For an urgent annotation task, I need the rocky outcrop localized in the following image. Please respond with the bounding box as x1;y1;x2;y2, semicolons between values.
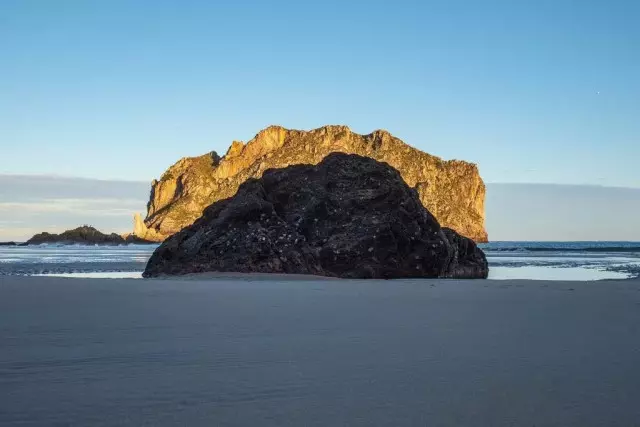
143;154;488;279
0;242;17;246
135;125;488;243
132;213;165;242
26;226;153;246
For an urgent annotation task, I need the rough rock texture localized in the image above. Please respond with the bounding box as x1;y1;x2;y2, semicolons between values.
131;213;165;242
136;125;488;243
143;154;488;279
26;226;152;246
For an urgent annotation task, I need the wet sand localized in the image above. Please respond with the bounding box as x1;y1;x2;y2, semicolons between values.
2;275;640;426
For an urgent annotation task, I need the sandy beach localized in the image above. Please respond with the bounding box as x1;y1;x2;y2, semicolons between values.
2;275;640;426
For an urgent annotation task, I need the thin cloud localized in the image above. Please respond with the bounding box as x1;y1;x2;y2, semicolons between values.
0;198;145;216
0;175;150;202
0;177;150;241
0;220;25;225
0;227;65;241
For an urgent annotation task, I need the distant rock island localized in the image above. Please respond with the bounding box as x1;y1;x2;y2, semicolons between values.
134;125;488;243
144;153;488;279
25;226;152;246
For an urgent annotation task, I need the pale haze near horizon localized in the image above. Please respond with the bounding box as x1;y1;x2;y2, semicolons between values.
1;176;638;242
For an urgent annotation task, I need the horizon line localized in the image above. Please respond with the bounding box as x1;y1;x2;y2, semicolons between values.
1;173;638;191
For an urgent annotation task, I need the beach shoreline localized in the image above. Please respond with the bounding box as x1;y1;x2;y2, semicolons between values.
2;275;640;426
4;241;639;281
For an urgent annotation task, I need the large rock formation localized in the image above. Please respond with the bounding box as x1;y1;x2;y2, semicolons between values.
135;125;488;243
25;226;152;246
143;154;488;279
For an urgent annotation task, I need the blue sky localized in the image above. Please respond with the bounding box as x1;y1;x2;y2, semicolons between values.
1;0;638;186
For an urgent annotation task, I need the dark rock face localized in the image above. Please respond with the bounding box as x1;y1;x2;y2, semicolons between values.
440;228;489;278
144;154;488;279
0;242;17;246
25;226;152;246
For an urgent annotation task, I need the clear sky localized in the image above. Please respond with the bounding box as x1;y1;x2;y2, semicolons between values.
1;0;638;186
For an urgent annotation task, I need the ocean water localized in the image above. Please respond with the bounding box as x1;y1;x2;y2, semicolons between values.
0;242;638;280
481;241;640;280
0;244;157;277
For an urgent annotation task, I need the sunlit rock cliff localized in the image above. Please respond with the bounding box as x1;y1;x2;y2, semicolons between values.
134;125;488;242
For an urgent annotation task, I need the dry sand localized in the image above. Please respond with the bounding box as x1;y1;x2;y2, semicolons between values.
2;275;640;426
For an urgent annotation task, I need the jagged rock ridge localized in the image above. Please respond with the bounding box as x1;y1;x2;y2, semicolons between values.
135;125;488;242
143;153;488;279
